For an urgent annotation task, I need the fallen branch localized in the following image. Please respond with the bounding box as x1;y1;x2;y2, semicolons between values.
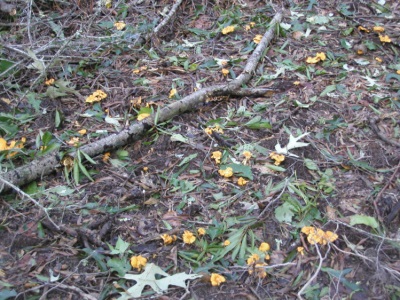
297;244;328;300
153;0;183;35
369;117;400;148
373;160;400;221
41;282;98;300
0;11;282;194
0;176;60;229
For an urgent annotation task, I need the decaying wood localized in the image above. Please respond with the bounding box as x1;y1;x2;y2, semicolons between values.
0;11;283;194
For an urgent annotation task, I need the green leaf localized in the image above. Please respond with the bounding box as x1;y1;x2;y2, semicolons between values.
187;28;210;38
322;267;361;291
341;28;353;37
98;21;115;29
266;164;286;172
107;258;131;277
212;192;224;201
200;59;219;69
307;15;330;24
47;185;75;196
170;134;189;143
42;131;53;145
238;234;247;261
0;59;15;77
115;236;130;255
24;181;39;195
105;115;121;128
304;158;319;171
386;73;400;82
349;215;379;229
0;280;14;288
212;227;246;262
81;151;97;165
178;153;198;166
253;144;269;155
144;49;160;60
231;238;241;261
39;143;60;155
82;248;108;272
48;19;65;38
244;116;271;129
138;106;152;115
320;85;336;97
364;40;377;50
354;59;370;66
26;49;45;73
0;289;17;300
189;63;198;71
275;202;295;223
225;163;253;180
37;222;45;238
73;162;80;184
294;100;311;108
348;158;375;172
26;92;42;113
78;162;94;182
116;150;129;159
338;4;353;16
45;79;77;99
0;120;18;136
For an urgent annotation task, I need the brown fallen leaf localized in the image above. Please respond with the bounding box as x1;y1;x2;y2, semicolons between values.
269;250;286;265
325;205;337;220
292;31;304;40
144;197;159;205
162;210;189;228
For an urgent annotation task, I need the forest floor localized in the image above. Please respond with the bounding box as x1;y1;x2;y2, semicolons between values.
0;0;399;299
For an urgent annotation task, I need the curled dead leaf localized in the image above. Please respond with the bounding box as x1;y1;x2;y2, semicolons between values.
269;250;285;265
292;31;303;40
144;197;159;205
162;210;188;228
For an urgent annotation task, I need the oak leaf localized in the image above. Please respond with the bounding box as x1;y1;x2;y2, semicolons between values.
119;263;202;299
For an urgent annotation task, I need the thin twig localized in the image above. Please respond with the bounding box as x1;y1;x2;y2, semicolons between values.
0;176;60;230
2;44;33;57
39;282;97;300
153;0;183;34
373;160;400;221
332;219;400;243
369;117;400;148
231;261;296;271
0;60;25;79
18;29;83;105
27;0;33;45
297;243;327;299
332;244;400;281
258;177;290;219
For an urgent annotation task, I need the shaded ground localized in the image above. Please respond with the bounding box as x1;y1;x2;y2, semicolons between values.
0;0;399;299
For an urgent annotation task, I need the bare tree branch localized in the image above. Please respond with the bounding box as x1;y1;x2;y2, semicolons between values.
0;176;60;230
153;0;184;35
